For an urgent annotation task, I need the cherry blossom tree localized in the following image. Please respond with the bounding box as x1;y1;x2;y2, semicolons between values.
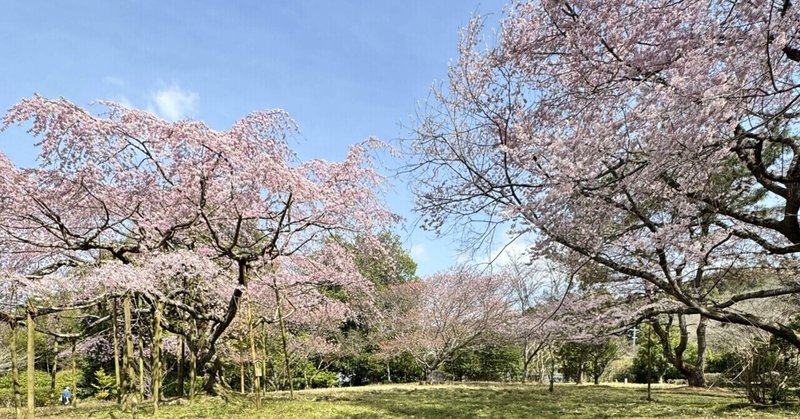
1;95;395;394
384;266;511;378
502;257;565;383
374;280;425;381
411;0;800;350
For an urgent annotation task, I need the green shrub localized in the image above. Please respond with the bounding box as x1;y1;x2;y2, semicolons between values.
91;368;116;400
0;370;52;406
309;369;338;388
0;367;86;406
706;351;737;374
161;374;202;398
330;353;384;386
630;348;669;383
737;338;799;404
607;355;633;382
445;343;521;381
55;369;84;397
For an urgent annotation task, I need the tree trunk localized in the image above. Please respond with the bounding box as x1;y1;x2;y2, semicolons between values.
152;300;163;415
11;321;22;419
50;340;58;401
536;351;545;383
652;314;707;387
548;347;555;393
522;341;531;384
111;297;121;404
647;322;652;402
71;340;78;407
189;347;197;400
246;295;261;407
690;315;708;387
122;294;138;413
261;323;268;395
239;341;246;394
138;343;145;399
522;338;547;384
200;356;231;395
522;359;530;384
194;266;246;393
177;336;185;398
26;310;35;419
275;287;293;398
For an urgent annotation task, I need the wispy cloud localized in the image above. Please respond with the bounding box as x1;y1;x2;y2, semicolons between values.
103;75;125;87
409;243;429;263
486;240;531;267
148;85;198;121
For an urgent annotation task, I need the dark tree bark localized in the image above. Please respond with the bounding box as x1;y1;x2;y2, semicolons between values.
652;314;707;387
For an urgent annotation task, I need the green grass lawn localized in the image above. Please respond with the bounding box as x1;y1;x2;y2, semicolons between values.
2;383;797;418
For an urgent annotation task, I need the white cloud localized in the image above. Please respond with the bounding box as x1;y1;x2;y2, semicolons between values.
149;85;198;121
487;240;531;267
409;243;429;263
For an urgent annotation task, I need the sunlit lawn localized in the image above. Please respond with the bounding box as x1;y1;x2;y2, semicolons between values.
3;382;797;418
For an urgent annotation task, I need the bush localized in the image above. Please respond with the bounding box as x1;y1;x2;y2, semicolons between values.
444;343;521;382
55;369;85;398
386;352;424;383
706;350;737;374
160;374;203;398
0;370;52;406
330;353;384;386
310;370;338;388
91;368;116;400
737;338;799;404
0;368;84;406
296;364;339;389
607;356;633;382
630;345;669;383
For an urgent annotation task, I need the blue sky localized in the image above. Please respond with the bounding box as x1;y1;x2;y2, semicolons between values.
0;0;512;276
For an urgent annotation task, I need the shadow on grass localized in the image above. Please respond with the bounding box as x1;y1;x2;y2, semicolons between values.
10;383;797;418
329;384;797;419
715;401;799;416
337;385;550;419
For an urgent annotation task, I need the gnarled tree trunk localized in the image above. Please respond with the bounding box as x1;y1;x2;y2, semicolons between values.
652;314;707;387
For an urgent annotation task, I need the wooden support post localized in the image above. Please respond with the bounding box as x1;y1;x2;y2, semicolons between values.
11;321;22;419
122;294;138;413
247;294;261;407
71;340;78;407
26;310;35;419
152;300;163;415
112;297;121;404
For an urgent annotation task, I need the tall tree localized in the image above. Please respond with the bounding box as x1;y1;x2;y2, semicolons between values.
385;266;511;377
1;96;394;393
350;232;418;288
411;0;800;348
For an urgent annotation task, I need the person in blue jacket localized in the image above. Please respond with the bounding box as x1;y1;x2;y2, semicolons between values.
60;387;72;405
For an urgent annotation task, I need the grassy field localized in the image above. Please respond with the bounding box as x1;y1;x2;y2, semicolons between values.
1;383;797;418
